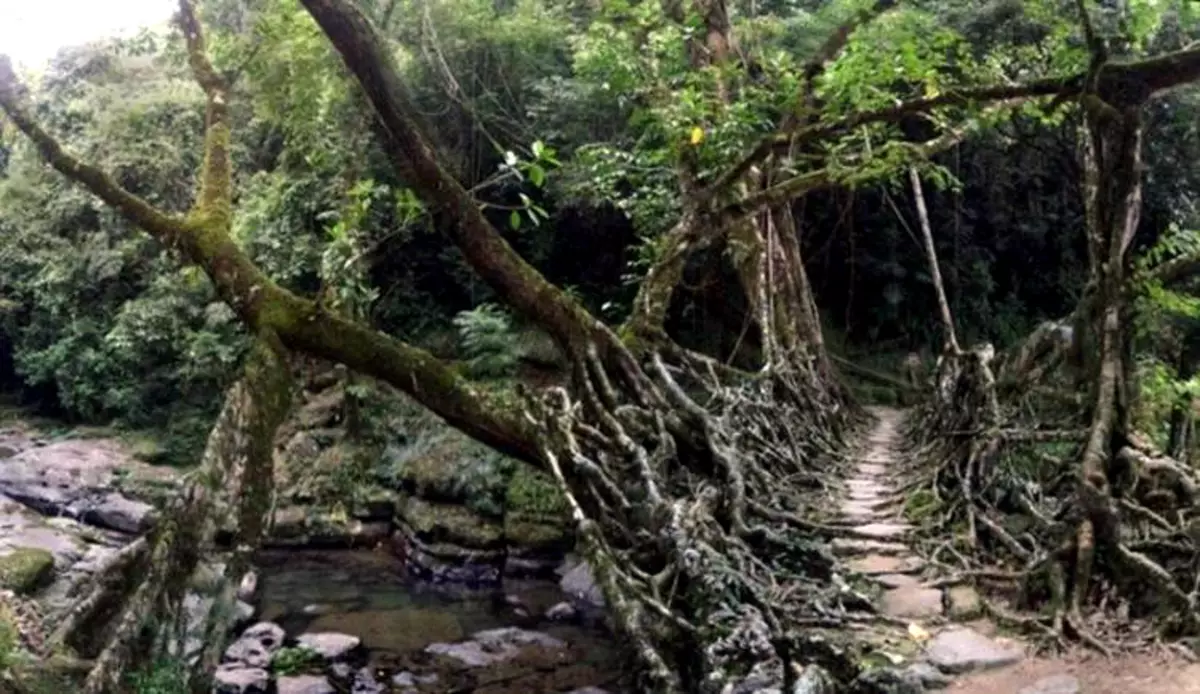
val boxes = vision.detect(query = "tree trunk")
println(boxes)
[909,167,960,354]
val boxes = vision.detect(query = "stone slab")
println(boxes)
[1018,675,1080,694]
[849,523,911,540]
[880,585,943,619]
[925,627,1023,674]
[874,573,922,589]
[832,539,910,556]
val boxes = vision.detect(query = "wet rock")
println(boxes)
[924,627,1022,674]
[879,585,943,619]
[794,665,837,693]
[849,666,924,694]
[560,561,604,608]
[392,671,439,687]
[395,530,505,585]
[296,631,361,660]
[213,664,269,693]
[224,622,286,668]
[238,570,258,602]
[351,667,387,694]
[903,662,951,689]
[276,675,336,694]
[545,601,578,621]
[0,440,161,533]
[1018,674,1080,694]
[426,627,566,668]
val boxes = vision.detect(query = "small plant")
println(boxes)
[126,658,188,694]
[272,645,323,675]
[453,303,520,379]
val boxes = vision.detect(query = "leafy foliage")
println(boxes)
[453,303,522,379]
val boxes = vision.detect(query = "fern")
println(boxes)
[453,304,520,378]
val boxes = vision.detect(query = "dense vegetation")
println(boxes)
[5,0,1200,692]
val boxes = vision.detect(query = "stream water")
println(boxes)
[254,549,626,693]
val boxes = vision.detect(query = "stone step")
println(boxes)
[924,627,1023,674]
[844,554,925,575]
[855,463,888,476]
[832,538,910,556]
[847,522,912,540]
[879,584,944,620]
[848,489,890,502]
[874,573,922,589]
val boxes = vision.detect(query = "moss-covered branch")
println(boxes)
[0,16,541,467]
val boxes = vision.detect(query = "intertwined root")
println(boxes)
[521,345,867,692]
[905,343,1200,652]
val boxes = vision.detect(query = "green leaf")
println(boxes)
[509,210,522,230]
[529,163,546,187]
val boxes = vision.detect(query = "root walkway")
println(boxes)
[832,406,1200,694]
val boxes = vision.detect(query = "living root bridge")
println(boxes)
[518,339,871,693]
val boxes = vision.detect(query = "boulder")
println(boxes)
[0,439,164,533]
[560,561,605,609]
[223,622,286,669]
[426,627,566,668]
[295,632,361,661]
[0,547,54,594]
[276,675,336,694]
[213,664,269,694]
[924,627,1022,674]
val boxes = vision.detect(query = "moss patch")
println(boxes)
[503,515,571,551]
[505,463,567,517]
[399,495,504,549]
[0,547,54,595]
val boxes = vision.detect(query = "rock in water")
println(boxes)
[213,664,269,694]
[924,627,1022,674]
[296,631,362,660]
[223,622,286,668]
[276,675,336,694]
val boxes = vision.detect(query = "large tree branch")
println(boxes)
[300,0,614,357]
[0,43,542,468]
[710,45,1200,197]
[178,0,233,223]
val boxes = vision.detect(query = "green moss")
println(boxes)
[504,462,567,517]
[0,548,54,595]
[902,488,939,523]
[503,515,571,550]
[398,495,504,548]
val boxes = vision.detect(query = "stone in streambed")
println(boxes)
[213,664,269,694]
[924,627,1022,674]
[276,675,336,694]
[295,632,361,660]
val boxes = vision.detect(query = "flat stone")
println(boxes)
[946,584,982,619]
[1018,675,1080,694]
[925,627,1023,674]
[276,675,336,694]
[296,632,361,660]
[213,665,269,693]
[857,464,888,476]
[832,538,910,556]
[846,554,925,575]
[850,523,911,540]
[880,585,943,619]
[848,489,887,501]
[875,573,921,589]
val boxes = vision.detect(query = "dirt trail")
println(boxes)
[835,406,1200,694]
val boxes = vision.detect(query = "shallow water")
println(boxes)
[254,549,626,692]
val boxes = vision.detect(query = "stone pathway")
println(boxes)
[837,407,1027,685]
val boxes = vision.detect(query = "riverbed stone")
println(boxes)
[213,664,269,694]
[924,627,1022,674]
[1018,674,1080,694]
[276,675,336,694]
[560,560,604,608]
[426,627,566,668]
[296,631,361,660]
[224,622,286,668]
[880,585,943,619]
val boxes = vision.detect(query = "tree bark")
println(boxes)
[909,168,960,354]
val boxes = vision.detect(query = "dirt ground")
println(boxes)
[950,652,1200,693]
